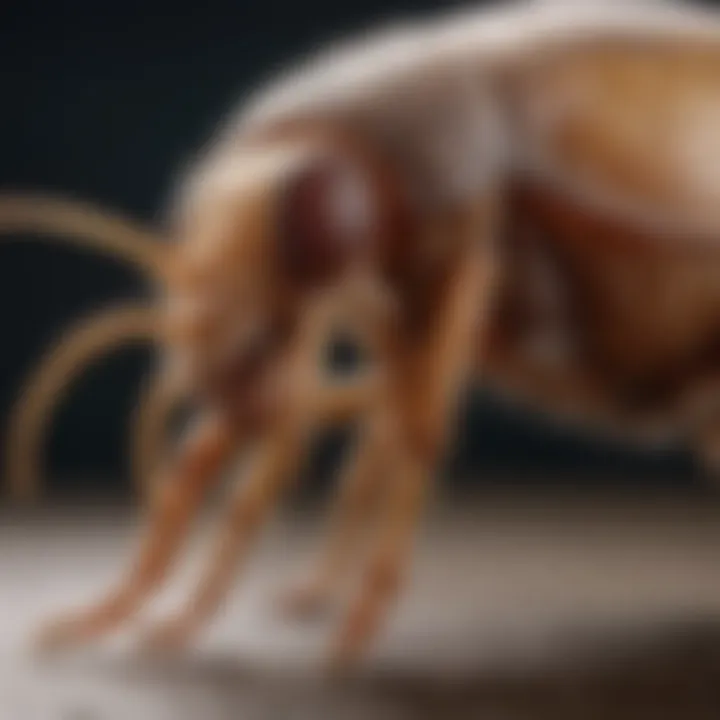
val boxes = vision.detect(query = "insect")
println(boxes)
[11,0,720,669]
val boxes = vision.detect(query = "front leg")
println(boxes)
[34,411,235,651]
[329,224,498,668]
[139,299,333,649]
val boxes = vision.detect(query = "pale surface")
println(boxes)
[1,492,720,718]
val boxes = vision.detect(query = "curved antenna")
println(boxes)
[0,192,175,503]
[4,304,160,503]
[0,193,168,276]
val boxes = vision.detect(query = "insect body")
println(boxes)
[33,0,720,667]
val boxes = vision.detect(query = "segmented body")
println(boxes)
[192,1,720,447]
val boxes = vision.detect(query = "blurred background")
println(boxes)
[0,0,714,501]
[1,1,720,718]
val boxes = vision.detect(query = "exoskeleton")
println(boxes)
[26,0,720,667]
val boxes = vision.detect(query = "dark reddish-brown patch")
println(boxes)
[239,118,419,289]
[278,155,374,285]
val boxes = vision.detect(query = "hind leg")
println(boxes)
[328,232,495,668]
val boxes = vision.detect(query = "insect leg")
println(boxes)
[138,300,332,650]
[130,370,189,503]
[328,228,496,669]
[277,411,390,620]
[34,412,235,650]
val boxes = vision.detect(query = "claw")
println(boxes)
[325,632,363,677]
[275,580,335,622]
[33,608,117,654]
[33,616,83,654]
[137,617,197,654]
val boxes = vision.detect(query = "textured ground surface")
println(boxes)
[1,491,720,719]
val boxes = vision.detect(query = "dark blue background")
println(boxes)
[0,0,708,495]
